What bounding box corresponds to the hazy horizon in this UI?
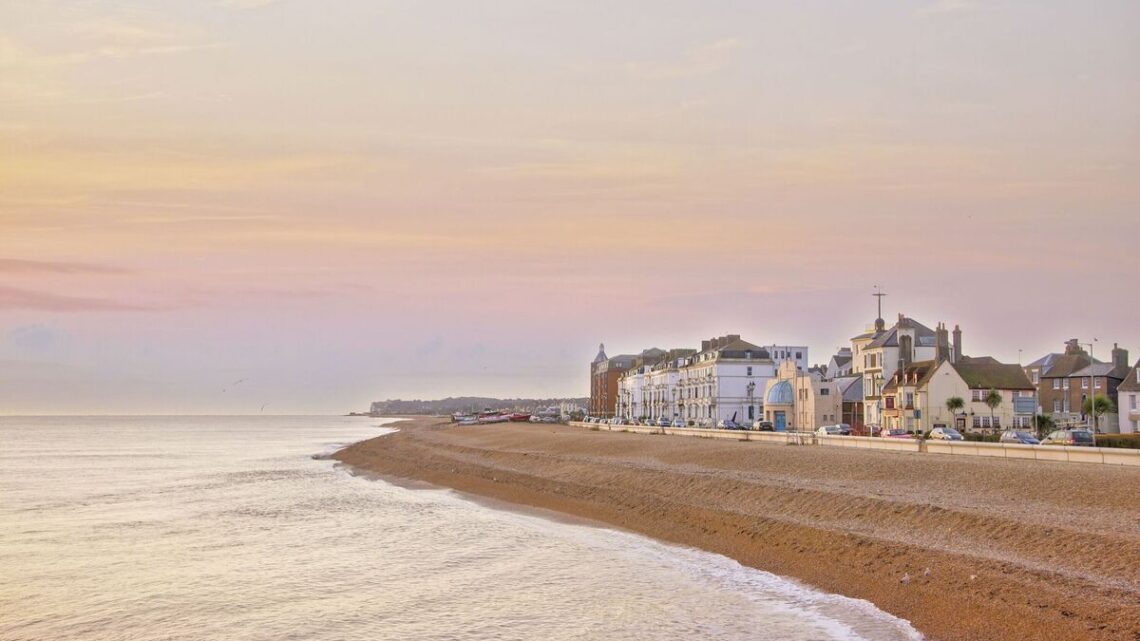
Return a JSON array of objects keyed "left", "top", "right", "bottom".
[{"left": 3, "top": 1, "right": 1138, "bottom": 414}]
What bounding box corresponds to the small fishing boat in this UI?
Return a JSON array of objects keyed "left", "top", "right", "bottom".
[{"left": 508, "top": 413, "right": 531, "bottom": 422}]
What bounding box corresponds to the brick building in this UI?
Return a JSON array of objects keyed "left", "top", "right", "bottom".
[
  {"left": 1029, "top": 339, "right": 1130, "bottom": 430},
  {"left": 589, "top": 344, "right": 636, "bottom": 418}
]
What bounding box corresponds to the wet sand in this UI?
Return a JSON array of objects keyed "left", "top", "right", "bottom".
[{"left": 335, "top": 417, "right": 1140, "bottom": 641}]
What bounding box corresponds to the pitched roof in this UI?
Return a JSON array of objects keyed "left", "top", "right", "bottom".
[
  {"left": 952, "top": 359, "right": 1035, "bottom": 390},
  {"left": 836, "top": 376, "right": 863, "bottom": 402},
  {"left": 831, "top": 355, "right": 852, "bottom": 367},
  {"left": 1026, "top": 353, "right": 1061, "bottom": 369},
  {"left": 882, "top": 360, "right": 938, "bottom": 392},
  {"left": 1118, "top": 359, "right": 1140, "bottom": 392},
  {"left": 704, "top": 338, "right": 770, "bottom": 359},
  {"left": 593, "top": 344, "right": 608, "bottom": 364},
  {"left": 959, "top": 355, "right": 999, "bottom": 365},
  {"left": 1039, "top": 353, "right": 1098, "bottom": 378},
  {"left": 866, "top": 318, "right": 937, "bottom": 349},
  {"left": 1072, "top": 361, "right": 1131, "bottom": 380}
]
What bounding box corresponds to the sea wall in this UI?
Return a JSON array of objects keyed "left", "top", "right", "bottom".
[{"left": 569, "top": 422, "right": 1140, "bottom": 466}]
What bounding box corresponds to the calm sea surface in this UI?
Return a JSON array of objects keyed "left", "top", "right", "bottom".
[{"left": 0, "top": 416, "right": 922, "bottom": 641}]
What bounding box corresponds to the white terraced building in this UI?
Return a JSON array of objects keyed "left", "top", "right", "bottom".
[
  {"left": 678, "top": 336, "right": 785, "bottom": 425},
  {"left": 617, "top": 335, "right": 805, "bottom": 425}
]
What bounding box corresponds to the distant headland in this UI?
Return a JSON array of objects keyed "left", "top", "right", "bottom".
[{"left": 357, "top": 397, "right": 588, "bottom": 417}]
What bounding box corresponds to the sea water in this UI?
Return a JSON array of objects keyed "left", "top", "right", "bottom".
[{"left": 0, "top": 416, "right": 922, "bottom": 640}]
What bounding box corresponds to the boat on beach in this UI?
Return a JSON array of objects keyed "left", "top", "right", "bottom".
[
  {"left": 477, "top": 410, "right": 509, "bottom": 424},
  {"left": 508, "top": 413, "right": 531, "bottom": 422}
]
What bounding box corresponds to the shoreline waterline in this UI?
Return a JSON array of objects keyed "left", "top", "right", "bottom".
[
  {"left": 333, "top": 415, "right": 1140, "bottom": 641},
  {"left": 333, "top": 450, "right": 925, "bottom": 641}
]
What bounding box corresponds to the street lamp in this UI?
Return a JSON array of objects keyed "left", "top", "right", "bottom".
[
  {"left": 746, "top": 381, "right": 756, "bottom": 425},
  {"left": 1081, "top": 340, "right": 1098, "bottom": 444}
]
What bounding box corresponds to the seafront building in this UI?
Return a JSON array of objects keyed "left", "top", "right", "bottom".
[
  {"left": 881, "top": 357, "right": 1035, "bottom": 433},
  {"left": 590, "top": 345, "right": 637, "bottom": 419},
  {"left": 609, "top": 335, "right": 800, "bottom": 424},
  {"left": 761, "top": 360, "right": 843, "bottom": 431},
  {"left": 1117, "top": 359, "right": 1140, "bottom": 434},
  {"left": 1027, "top": 340, "right": 1130, "bottom": 431},
  {"left": 851, "top": 314, "right": 948, "bottom": 430},
  {"left": 593, "top": 296, "right": 1134, "bottom": 434},
  {"left": 676, "top": 335, "right": 782, "bottom": 425}
]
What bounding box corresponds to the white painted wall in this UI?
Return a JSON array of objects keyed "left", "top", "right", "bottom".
[{"left": 1120, "top": 390, "right": 1139, "bottom": 434}]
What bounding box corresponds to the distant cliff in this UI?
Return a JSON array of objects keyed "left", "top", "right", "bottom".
[{"left": 368, "top": 397, "right": 587, "bottom": 416}]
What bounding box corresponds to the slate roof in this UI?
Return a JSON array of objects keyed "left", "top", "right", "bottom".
[
  {"left": 882, "top": 360, "right": 938, "bottom": 392},
  {"left": 836, "top": 376, "right": 863, "bottom": 402},
  {"left": 705, "top": 339, "right": 770, "bottom": 359},
  {"left": 1038, "top": 354, "right": 1098, "bottom": 379},
  {"left": 1026, "top": 353, "right": 1061, "bottom": 369},
  {"left": 866, "top": 318, "right": 937, "bottom": 349},
  {"left": 1071, "top": 362, "right": 1131, "bottom": 380},
  {"left": 1118, "top": 359, "right": 1140, "bottom": 392},
  {"left": 953, "top": 359, "right": 1035, "bottom": 391},
  {"left": 959, "top": 355, "right": 999, "bottom": 365}
]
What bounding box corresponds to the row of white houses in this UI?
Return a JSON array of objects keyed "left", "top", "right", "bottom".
[{"left": 615, "top": 335, "right": 807, "bottom": 426}]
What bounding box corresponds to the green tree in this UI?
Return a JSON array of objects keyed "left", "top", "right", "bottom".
[
  {"left": 945, "top": 396, "right": 965, "bottom": 425},
  {"left": 1082, "top": 394, "right": 1115, "bottom": 432},
  {"left": 984, "top": 389, "right": 1002, "bottom": 433},
  {"left": 1032, "top": 413, "right": 1056, "bottom": 440}
]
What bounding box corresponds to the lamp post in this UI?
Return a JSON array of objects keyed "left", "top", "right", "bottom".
[
  {"left": 1081, "top": 340, "right": 1098, "bottom": 444},
  {"left": 746, "top": 381, "right": 756, "bottom": 427}
]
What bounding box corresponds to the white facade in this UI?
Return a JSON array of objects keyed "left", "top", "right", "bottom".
[
  {"left": 616, "top": 367, "right": 647, "bottom": 420},
  {"left": 617, "top": 336, "right": 803, "bottom": 425},
  {"left": 677, "top": 337, "right": 778, "bottom": 426},
  {"left": 644, "top": 364, "right": 681, "bottom": 421},
  {"left": 1121, "top": 389, "right": 1139, "bottom": 434},
  {"left": 1119, "top": 362, "right": 1140, "bottom": 434},
  {"left": 764, "top": 344, "right": 809, "bottom": 372},
  {"left": 851, "top": 316, "right": 943, "bottom": 429}
]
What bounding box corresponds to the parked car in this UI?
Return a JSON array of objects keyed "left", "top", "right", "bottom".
[
  {"left": 670, "top": 418, "right": 686, "bottom": 428},
  {"left": 754, "top": 420, "right": 775, "bottom": 431},
  {"left": 999, "top": 430, "right": 1040, "bottom": 445},
  {"left": 880, "top": 428, "right": 915, "bottom": 439},
  {"left": 655, "top": 416, "right": 670, "bottom": 427},
  {"left": 1042, "top": 429, "right": 1095, "bottom": 446},
  {"left": 928, "top": 426, "right": 964, "bottom": 441},
  {"left": 815, "top": 424, "right": 849, "bottom": 437},
  {"left": 717, "top": 419, "right": 746, "bottom": 430}
]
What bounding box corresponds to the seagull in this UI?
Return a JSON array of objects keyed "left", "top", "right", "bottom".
[
  {"left": 900, "top": 573, "right": 911, "bottom": 585},
  {"left": 923, "top": 567, "right": 932, "bottom": 577},
  {"left": 969, "top": 574, "right": 977, "bottom": 581},
  {"left": 222, "top": 379, "right": 247, "bottom": 394}
]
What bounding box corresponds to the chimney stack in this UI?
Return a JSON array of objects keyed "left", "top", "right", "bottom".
[
  {"left": 1064, "top": 339, "right": 1084, "bottom": 356},
  {"left": 1113, "top": 343, "right": 1129, "bottom": 371},
  {"left": 935, "top": 323, "right": 950, "bottom": 363},
  {"left": 952, "top": 325, "right": 962, "bottom": 363}
]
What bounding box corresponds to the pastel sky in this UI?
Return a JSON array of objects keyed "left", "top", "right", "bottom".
[{"left": 2, "top": 1, "right": 1138, "bottom": 414}]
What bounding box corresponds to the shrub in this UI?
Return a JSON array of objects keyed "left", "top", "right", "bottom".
[
  {"left": 963, "top": 432, "right": 1001, "bottom": 443},
  {"left": 1094, "top": 434, "right": 1140, "bottom": 449}
]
